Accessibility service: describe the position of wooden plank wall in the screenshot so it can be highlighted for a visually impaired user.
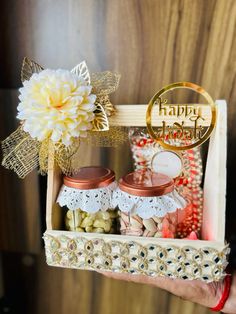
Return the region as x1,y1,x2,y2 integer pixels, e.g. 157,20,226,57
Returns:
0,90,41,253
0,0,236,313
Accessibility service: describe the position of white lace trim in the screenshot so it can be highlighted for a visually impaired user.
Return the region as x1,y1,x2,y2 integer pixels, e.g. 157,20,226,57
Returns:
112,188,187,219
57,182,117,212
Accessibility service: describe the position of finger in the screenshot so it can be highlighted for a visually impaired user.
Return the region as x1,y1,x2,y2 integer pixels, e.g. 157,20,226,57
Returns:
98,271,180,292
97,270,222,307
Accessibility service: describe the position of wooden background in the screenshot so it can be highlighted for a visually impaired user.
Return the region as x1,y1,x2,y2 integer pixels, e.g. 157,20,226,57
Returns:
0,0,236,313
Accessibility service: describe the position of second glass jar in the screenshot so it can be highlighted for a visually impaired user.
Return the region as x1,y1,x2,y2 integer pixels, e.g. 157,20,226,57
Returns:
112,169,187,238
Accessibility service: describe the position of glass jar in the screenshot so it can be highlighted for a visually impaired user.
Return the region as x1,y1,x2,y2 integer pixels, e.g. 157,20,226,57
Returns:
112,169,187,238
57,166,118,233
128,127,203,238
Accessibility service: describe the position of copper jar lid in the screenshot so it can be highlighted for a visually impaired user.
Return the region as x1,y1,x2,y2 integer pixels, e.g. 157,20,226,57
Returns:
63,166,115,190
119,170,174,197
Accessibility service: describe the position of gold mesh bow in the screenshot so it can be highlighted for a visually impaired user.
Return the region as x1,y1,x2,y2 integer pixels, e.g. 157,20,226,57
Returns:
1,58,124,178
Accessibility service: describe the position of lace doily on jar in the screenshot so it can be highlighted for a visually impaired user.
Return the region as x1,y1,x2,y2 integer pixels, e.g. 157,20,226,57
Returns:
57,182,117,212
112,188,187,219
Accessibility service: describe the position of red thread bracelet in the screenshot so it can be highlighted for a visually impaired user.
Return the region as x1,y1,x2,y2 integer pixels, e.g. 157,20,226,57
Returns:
210,274,232,312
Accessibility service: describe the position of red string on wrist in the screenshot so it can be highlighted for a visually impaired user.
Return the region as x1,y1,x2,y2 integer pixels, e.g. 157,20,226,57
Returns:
210,274,232,312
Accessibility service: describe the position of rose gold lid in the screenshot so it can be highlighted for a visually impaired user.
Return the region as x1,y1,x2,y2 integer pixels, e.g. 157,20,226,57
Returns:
63,166,115,190
119,170,174,197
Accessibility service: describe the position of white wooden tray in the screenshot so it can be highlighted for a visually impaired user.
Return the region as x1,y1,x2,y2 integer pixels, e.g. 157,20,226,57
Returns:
43,100,229,282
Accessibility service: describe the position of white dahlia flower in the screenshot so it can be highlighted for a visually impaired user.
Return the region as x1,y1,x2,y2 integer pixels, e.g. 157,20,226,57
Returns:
17,69,96,146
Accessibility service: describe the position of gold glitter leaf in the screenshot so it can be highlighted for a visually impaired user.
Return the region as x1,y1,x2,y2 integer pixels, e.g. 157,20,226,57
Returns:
103,101,116,117
71,61,91,85
21,57,44,83
92,103,109,131
91,71,120,95
97,94,116,117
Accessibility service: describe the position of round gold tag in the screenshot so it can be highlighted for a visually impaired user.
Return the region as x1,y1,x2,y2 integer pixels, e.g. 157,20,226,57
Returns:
146,82,216,150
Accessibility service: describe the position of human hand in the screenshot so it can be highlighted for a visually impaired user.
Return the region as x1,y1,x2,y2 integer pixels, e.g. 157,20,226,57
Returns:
98,271,236,314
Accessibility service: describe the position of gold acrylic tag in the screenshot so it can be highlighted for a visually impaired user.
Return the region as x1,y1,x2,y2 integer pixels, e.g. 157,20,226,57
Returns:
146,82,216,150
